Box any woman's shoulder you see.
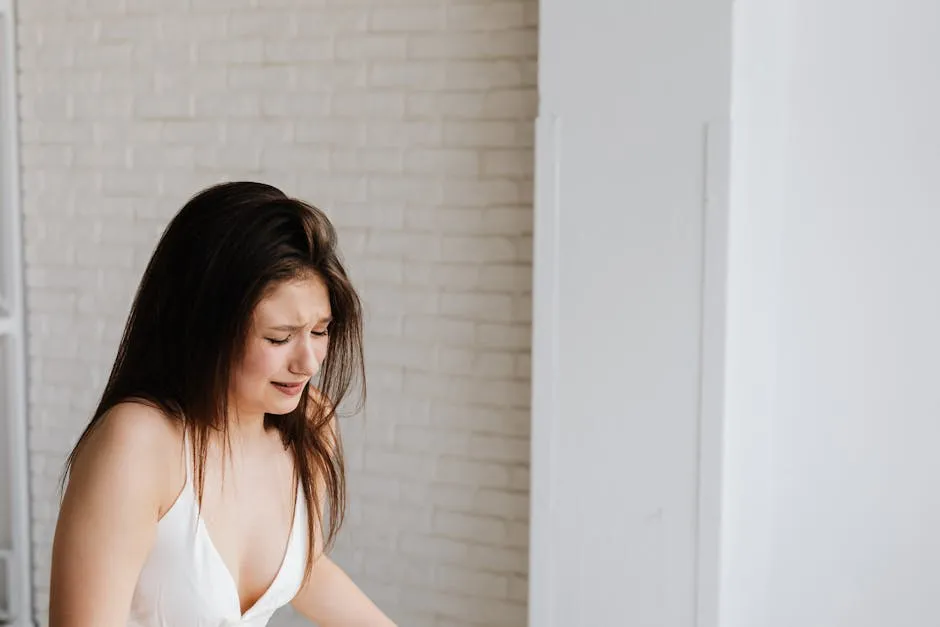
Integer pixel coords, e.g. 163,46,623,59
95,400,184,455
68,400,184,512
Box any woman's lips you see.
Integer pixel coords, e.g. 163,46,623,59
272,381,305,396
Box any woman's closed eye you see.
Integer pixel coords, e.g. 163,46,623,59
267,328,328,345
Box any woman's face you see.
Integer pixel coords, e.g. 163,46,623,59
231,275,332,418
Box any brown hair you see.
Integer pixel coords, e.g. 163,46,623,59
61,181,365,581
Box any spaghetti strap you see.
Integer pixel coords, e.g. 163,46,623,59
181,427,194,486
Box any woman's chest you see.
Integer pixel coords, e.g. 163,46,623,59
197,444,299,610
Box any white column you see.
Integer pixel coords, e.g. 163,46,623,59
530,0,732,624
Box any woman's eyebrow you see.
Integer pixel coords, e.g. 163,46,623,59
267,317,332,331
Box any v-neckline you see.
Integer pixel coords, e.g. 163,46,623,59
194,481,301,619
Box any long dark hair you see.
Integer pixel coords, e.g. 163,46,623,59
61,181,365,579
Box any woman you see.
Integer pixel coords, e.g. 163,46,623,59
49,182,396,626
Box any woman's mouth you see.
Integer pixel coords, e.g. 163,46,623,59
272,381,305,396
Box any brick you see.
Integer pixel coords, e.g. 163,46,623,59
440,292,514,322
436,566,509,599
351,473,401,501
72,42,133,69
479,599,528,624
72,94,135,119
197,40,264,65
326,202,404,229
261,93,331,118
444,120,518,147
394,426,471,456
128,0,190,12
437,348,516,379
336,35,408,60
435,458,511,489
398,589,478,620
446,4,527,32
296,62,368,90
364,230,440,261
332,90,406,118
228,65,294,91
132,41,195,66
368,177,443,204
370,61,445,89
439,235,517,263
20,145,72,168
509,574,528,602
134,94,193,119
483,89,538,119
157,14,228,40
101,171,161,197
264,40,334,63
476,323,531,350
403,315,476,346
259,146,330,172
370,6,443,32
404,207,482,234
473,488,529,520
293,9,370,34
362,551,436,587
524,0,539,26
226,119,294,143
190,0,252,9
432,511,506,544
228,11,295,38
408,33,486,60
404,262,480,290
363,450,436,482
404,148,479,176
399,532,468,562
367,120,442,147
442,179,522,206
194,93,261,118
506,521,529,548
161,120,222,144
406,91,485,118
482,207,532,235
85,0,127,15
445,60,524,90
365,336,435,369
414,30,537,61
297,175,369,203
482,149,534,177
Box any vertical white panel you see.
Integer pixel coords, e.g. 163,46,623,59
0,0,33,623
531,0,732,624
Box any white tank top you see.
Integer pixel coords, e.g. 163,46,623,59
127,437,308,627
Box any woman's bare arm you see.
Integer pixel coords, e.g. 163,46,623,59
294,388,396,626
49,403,177,627
291,554,396,627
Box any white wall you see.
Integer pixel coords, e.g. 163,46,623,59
723,1,940,625
15,2,536,626
531,0,731,624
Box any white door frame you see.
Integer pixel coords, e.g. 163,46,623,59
0,0,34,624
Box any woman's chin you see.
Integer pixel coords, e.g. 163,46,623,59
266,395,304,415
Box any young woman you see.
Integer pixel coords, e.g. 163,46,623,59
48,181,396,626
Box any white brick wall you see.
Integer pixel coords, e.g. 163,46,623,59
15,2,535,625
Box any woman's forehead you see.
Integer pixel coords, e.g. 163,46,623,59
255,277,331,322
